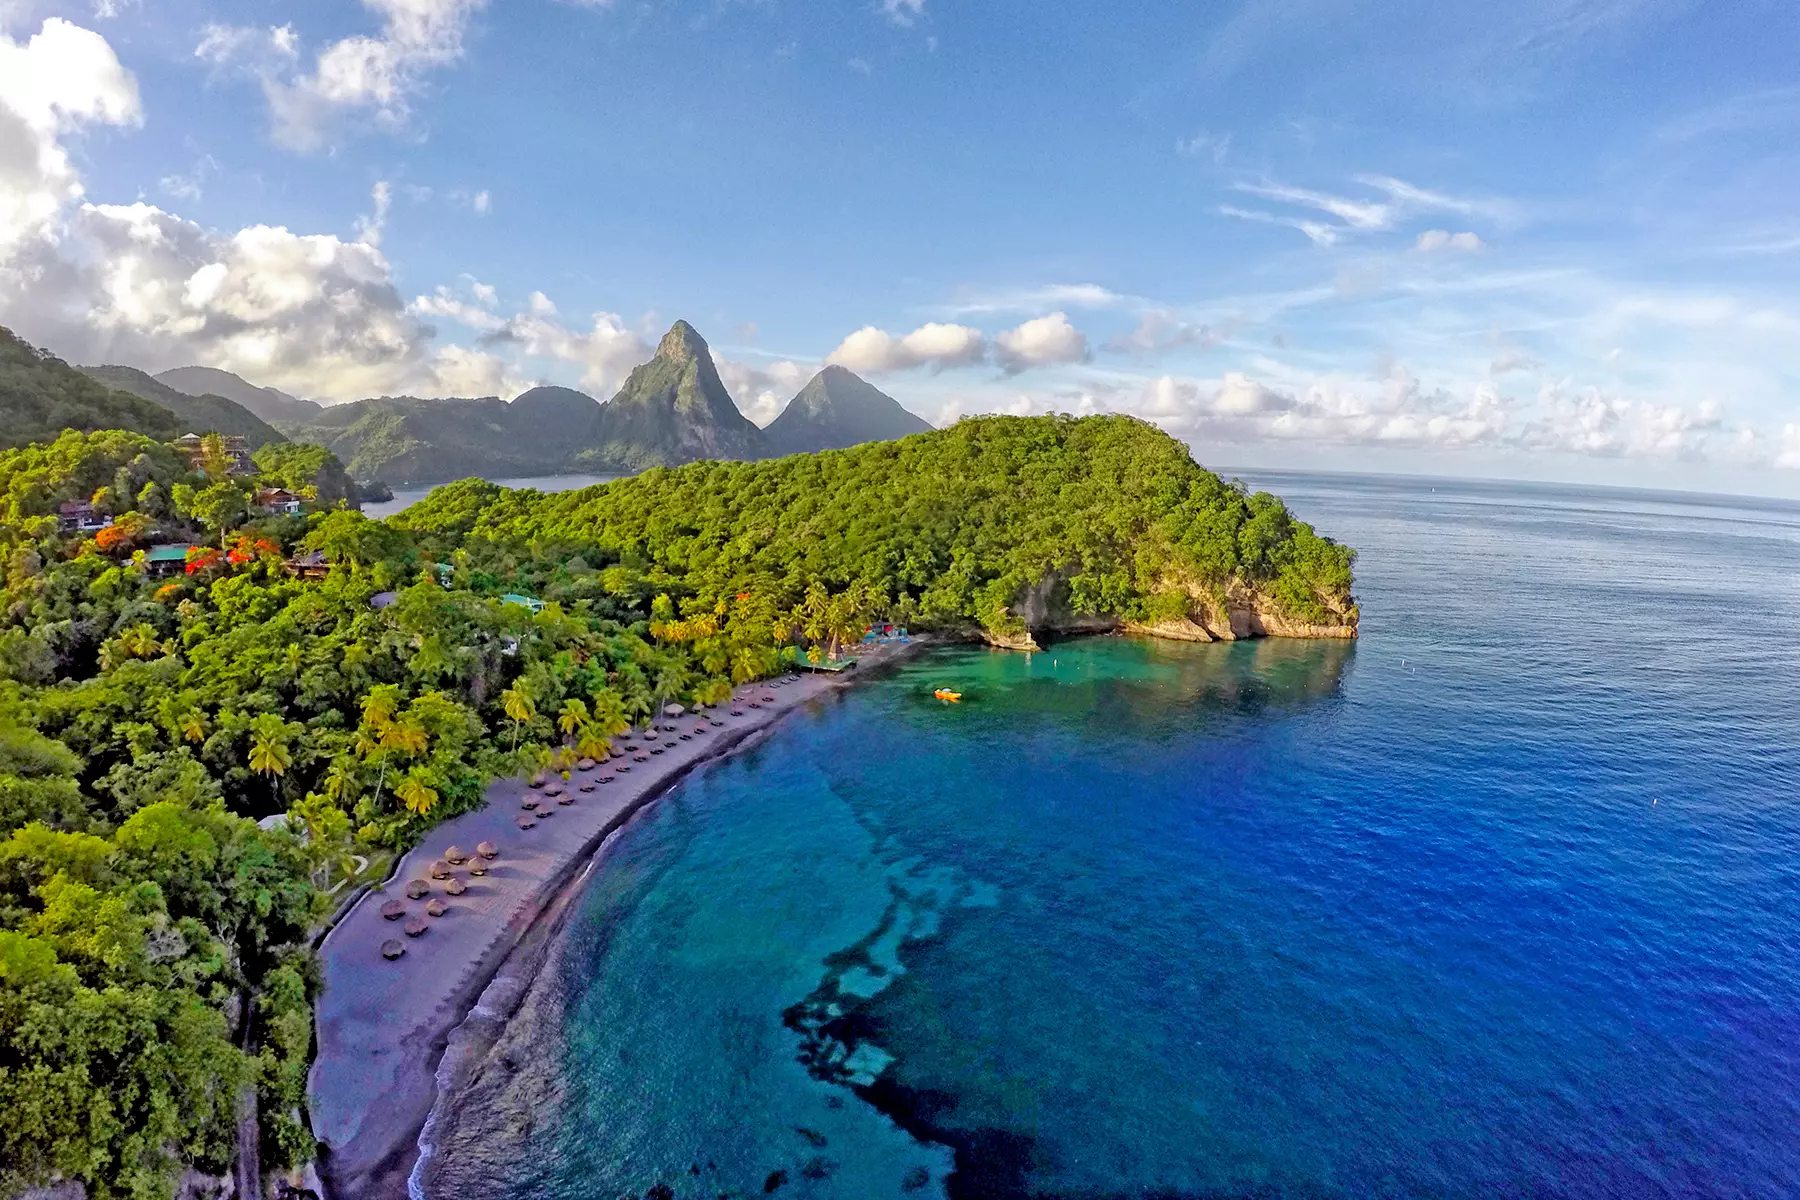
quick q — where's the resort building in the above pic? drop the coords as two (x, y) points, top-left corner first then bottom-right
(500, 592), (546, 615)
(256, 487), (304, 515)
(56, 501), (112, 534)
(145, 544), (197, 576)
(172, 433), (255, 475)
(283, 550), (331, 580)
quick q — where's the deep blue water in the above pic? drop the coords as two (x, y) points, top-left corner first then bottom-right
(473, 474), (1800, 1199)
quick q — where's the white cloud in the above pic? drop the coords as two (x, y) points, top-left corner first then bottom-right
(1417, 229), (1484, 253)
(1235, 180), (1392, 230)
(354, 179), (392, 247)
(1219, 205), (1341, 246)
(940, 282), (1128, 317)
(200, 0), (488, 152)
(1106, 310), (1227, 355)
(712, 354), (812, 426)
(847, 56), (872, 76)
(993, 311), (1090, 374)
(827, 321), (986, 374)
(471, 189), (490, 215)
(0, 18), (140, 257)
(881, 0), (925, 26)
(412, 282), (505, 333)
(493, 309), (650, 396)
(1489, 347), (1539, 375)
(527, 290), (556, 316)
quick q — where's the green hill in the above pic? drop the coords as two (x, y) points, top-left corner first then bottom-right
(155, 366), (325, 426)
(399, 413), (1359, 646)
(79, 365), (287, 447)
(277, 387), (600, 484)
(0, 327), (185, 448)
(580, 321), (769, 470)
(763, 364), (933, 455)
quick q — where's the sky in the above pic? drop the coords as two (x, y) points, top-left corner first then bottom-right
(2, 0), (1799, 494)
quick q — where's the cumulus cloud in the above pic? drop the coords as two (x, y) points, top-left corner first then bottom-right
(1106, 310), (1228, 356)
(993, 312), (1090, 374)
(487, 309), (649, 396)
(1417, 229), (1484, 253)
(1489, 347), (1539, 375)
(0, 17), (140, 257)
(712, 355), (812, 426)
(881, 0), (925, 26)
(199, 0), (488, 152)
(826, 321), (985, 374)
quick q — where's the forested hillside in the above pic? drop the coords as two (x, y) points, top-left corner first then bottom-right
(1, 329), (184, 448)
(402, 413), (1358, 643)
(79, 364), (288, 446)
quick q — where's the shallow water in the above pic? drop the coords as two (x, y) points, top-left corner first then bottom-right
(468, 474), (1800, 1199)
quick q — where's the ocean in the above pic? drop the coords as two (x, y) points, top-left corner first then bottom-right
(437, 472), (1800, 1199)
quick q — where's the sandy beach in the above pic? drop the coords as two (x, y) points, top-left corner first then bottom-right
(307, 646), (922, 1199)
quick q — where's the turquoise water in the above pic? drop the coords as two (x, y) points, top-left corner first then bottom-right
(475, 474), (1800, 1199)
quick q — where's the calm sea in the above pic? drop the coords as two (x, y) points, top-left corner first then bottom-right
(439, 473), (1800, 1200)
(362, 473), (621, 520)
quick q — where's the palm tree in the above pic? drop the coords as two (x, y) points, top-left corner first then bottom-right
(652, 662), (687, 722)
(502, 685), (536, 754)
(587, 687), (630, 738)
(558, 698), (589, 740)
(248, 714), (294, 807)
(395, 766), (439, 816)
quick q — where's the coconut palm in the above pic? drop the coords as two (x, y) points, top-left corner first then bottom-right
(558, 698), (589, 739)
(395, 766), (439, 816)
(501, 685), (535, 754)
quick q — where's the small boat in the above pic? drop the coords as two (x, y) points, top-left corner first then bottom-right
(933, 688), (962, 702)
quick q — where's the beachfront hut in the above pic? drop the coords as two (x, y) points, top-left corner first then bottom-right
(477, 841), (498, 859)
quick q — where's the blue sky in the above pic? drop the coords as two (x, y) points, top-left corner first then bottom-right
(3, 0), (1799, 493)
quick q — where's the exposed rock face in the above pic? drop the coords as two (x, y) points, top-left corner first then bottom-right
(763, 364), (933, 456)
(984, 569), (1358, 650)
(584, 321), (769, 470)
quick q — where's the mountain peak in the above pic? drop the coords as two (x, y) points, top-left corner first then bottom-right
(764, 365), (933, 456)
(657, 320), (711, 363)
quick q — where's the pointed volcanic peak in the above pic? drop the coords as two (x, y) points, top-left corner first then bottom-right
(763, 364), (934, 456)
(155, 366), (324, 427)
(585, 321), (769, 470)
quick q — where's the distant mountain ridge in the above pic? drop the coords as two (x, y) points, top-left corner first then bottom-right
(764, 364), (933, 456)
(581, 321), (770, 471)
(79, 365), (287, 447)
(275, 387), (601, 483)
(9, 321), (934, 481)
(1, 327), (185, 448)
(156, 366), (325, 426)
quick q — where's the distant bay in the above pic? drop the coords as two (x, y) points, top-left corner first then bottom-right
(362, 472), (623, 520)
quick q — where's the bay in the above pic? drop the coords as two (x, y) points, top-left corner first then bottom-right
(443, 472), (1800, 1199)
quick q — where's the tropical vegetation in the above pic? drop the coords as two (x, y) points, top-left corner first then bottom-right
(0, 405), (1352, 1198)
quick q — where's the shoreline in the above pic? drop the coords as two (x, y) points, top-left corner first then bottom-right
(307, 640), (932, 1200)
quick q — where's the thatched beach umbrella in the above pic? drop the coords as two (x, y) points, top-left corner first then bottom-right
(477, 840), (498, 859)
(521, 796), (539, 810)
(530, 771), (547, 786)
(469, 861), (488, 876)
(445, 877), (467, 896)
(405, 879), (430, 900)
(381, 900), (406, 920)
(536, 805), (554, 818)
(429, 860), (451, 880)
(543, 783), (563, 797)
(444, 845), (468, 864)
(557, 793), (574, 805)
(426, 898), (447, 917)
(517, 814), (537, 829)
(579, 782), (596, 793)
(381, 939), (405, 960)
(666, 703), (686, 717)
(577, 757), (595, 771)
(404, 918), (427, 937)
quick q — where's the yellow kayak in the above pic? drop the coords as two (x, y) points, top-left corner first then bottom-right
(933, 688), (962, 702)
